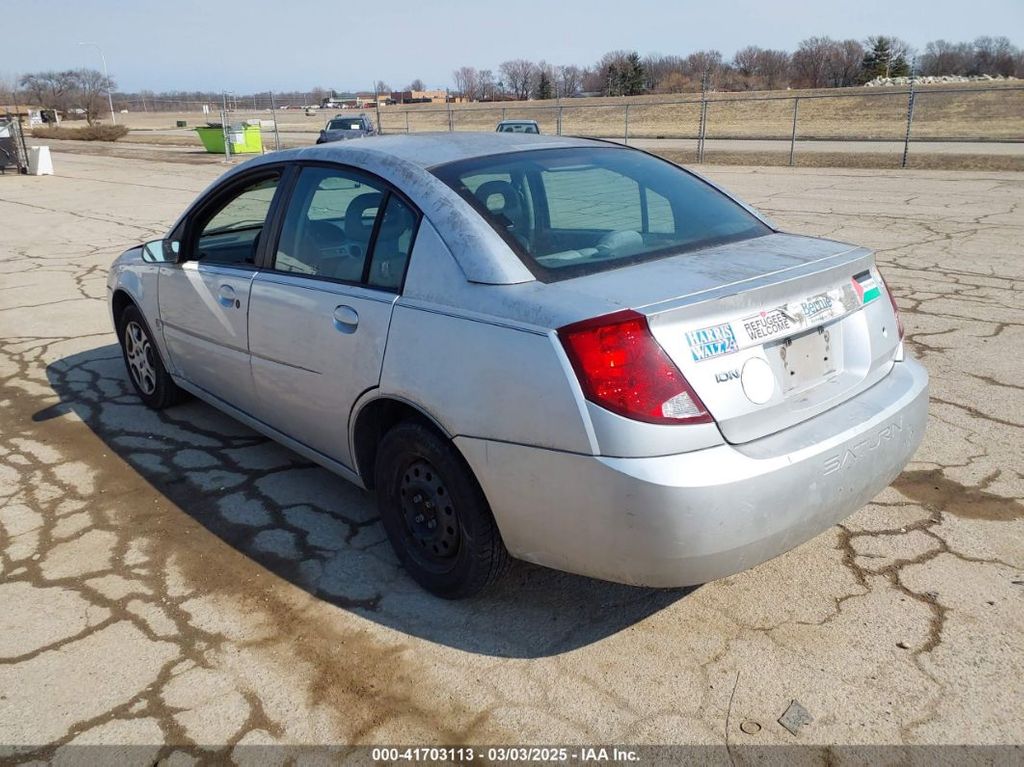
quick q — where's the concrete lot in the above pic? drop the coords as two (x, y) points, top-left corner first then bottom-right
(0, 152), (1022, 759)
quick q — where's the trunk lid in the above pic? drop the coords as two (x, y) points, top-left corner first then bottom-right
(551, 233), (901, 444)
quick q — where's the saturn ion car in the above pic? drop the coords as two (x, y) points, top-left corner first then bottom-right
(107, 133), (927, 598)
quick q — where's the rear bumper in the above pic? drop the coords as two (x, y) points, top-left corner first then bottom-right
(457, 357), (928, 587)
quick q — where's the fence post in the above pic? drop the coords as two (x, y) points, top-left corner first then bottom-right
(697, 72), (709, 163)
(447, 90), (453, 132)
(901, 74), (917, 169)
(221, 95), (231, 164)
(624, 104), (630, 145)
(502, 106), (507, 121)
(557, 105), (563, 136)
(789, 97), (800, 167)
(269, 91), (281, 151)
(405, 111), (410, 134)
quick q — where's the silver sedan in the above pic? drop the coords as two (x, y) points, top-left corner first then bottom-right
(107, 133), (928, 598)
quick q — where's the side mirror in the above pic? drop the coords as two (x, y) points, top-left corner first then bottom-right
(141, 239), (177, 263)
(164, 239), (182, 263)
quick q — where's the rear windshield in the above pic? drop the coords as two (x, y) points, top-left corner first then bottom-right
(498, 122), (538, 133)
(432, 146), (771, 281)
(328, 119), (365, 130)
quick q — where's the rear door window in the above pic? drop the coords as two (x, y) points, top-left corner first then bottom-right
(272, 166), (418, 289)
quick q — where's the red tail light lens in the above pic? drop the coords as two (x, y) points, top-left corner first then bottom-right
(558, 309), (712, 425)
(879, 270), (905, 340)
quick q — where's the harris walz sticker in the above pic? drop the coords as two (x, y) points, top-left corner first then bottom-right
(852, 271), (881, 304)
(686, 323), (738, 361)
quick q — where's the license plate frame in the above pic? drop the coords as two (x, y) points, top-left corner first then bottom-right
(772, 326), (837, 394)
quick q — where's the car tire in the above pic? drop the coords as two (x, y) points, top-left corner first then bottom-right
(117, 304), (185, 410)
(375, 421), (509, 598)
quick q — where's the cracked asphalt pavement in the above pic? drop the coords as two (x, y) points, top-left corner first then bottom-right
(1, 153), (1022, 759)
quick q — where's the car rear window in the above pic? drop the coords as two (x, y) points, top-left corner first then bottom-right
(329, 120), (365, 130)
(432, 146), (771, 281)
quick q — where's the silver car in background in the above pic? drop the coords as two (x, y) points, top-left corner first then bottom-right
(107, 133), (928, 598)
(316, 113), (376, 144)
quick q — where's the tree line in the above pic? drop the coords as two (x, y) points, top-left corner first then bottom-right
(450, 35), (1023, 100)
(4, 34), (1020, 117)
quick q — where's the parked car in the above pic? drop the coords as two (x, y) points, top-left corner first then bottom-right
(107, 133), (927, 598)
(496, 119), (540, 134)
(317, 114), (375, 143)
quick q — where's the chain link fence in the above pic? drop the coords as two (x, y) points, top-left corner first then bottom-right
(371, 84), (1024, 167)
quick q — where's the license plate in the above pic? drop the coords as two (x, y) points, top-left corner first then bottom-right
(772, 327), (836, 393)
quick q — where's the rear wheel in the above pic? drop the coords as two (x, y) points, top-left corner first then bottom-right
(375, 421), (509, 598)
(117, 304), (185, 410)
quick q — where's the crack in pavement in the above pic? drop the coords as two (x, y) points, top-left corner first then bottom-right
(2, 155), (1023, 752)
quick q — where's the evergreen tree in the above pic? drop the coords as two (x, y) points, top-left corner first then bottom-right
(535, 69), (554, 100)
(860, 36), (911, 81)
(623, 52), (646, 96)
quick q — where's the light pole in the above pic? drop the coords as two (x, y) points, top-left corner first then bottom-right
(78, 42), (116, 124)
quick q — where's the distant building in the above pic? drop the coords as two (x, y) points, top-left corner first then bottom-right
(389, 89), (457, 104)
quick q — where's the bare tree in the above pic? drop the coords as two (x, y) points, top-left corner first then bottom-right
(654, 71), (691, 94)
(641, 54), (686, 92)
(580, 66), (604, 94)
(731, 47), (792, 90)
(478, 69), (497, 101)
(684, 50), (724, 89)
(72, 68), (116, 123)
(792, 37), (834, 88)
(919, 40), (973, 75)
(790, 37), (863, 88)
(827, 39), (864, 87)
(374, 80), (391, 97)
(452, 66), (481, 100)
(309, 86), (330, 105)
(972, 36), (1017, 76)
(556, 65), (584, 98)
(19, 70), (78, 112)
(406, 78), (426, 92)
(732, 46), (761, 89)
(0, 71), (18, 106)
(499, 59), (535, 100)
(761, 49), (791, 90)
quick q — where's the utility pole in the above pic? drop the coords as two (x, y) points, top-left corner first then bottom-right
(78, 42), (116, 124)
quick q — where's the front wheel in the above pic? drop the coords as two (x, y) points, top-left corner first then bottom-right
(375, 421), (509, 598)
(117, 304), (185, 409)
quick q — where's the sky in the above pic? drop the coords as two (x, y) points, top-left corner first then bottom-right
(4, 0), (1022, 93)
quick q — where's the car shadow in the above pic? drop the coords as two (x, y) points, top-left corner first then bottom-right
(42, 345), (692, 659)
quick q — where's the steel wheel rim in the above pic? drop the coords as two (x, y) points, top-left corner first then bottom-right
(124, 320), (157, 395)
(398, 458), (460, 569)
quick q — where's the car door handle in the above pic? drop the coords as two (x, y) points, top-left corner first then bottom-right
(333, 305), (359, 334)
(218, 284), (239, 307)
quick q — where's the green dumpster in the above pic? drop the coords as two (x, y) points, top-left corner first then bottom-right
(194, 124), (263, 154)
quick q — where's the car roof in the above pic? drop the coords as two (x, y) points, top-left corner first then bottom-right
(295, 131), (598, 168)
(497, 119), (539, 125)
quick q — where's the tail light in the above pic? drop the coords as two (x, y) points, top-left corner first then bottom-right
(878, 269), (905, 340)
(558, 309), (712, 425)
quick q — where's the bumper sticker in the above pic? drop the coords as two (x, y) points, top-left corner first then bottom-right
(852, 271), (881, 304)
(686, 323), (738, 361)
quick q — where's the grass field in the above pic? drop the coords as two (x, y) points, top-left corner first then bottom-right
(116, 80), (1024, 142)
